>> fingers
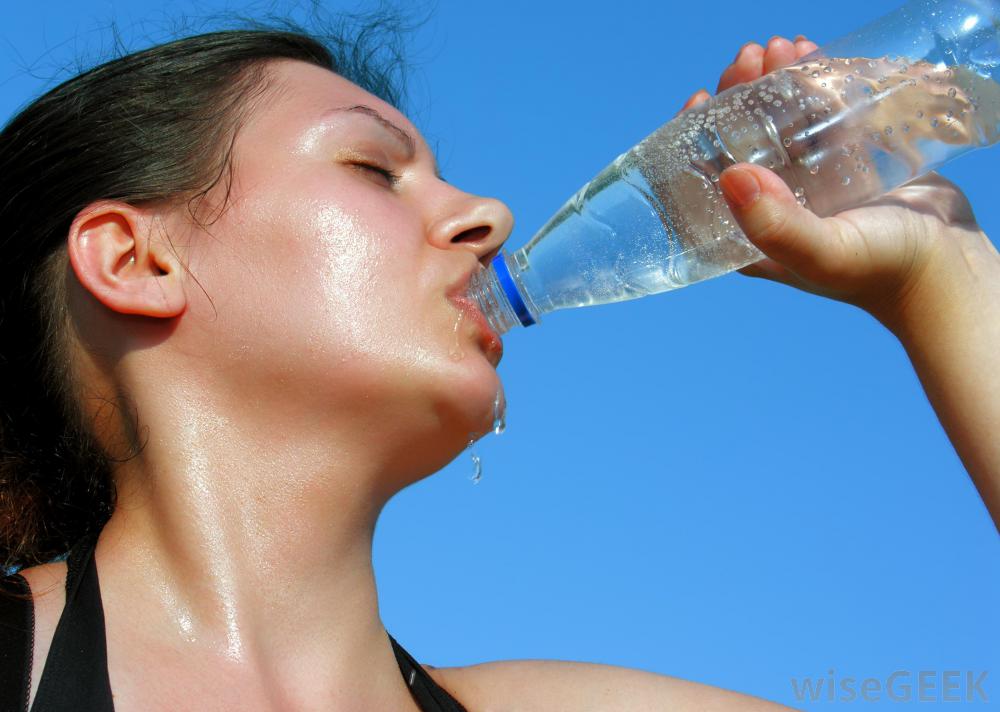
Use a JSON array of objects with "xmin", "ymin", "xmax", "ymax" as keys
[
  {"xmin": 676, "ymin": 88, "xmax": 712, "ymax": 117},
  {"xmin": 719, "ymin": 163, "xmax": 851, "ymax": 285},
  {"xmin": 793, "ymin": 34, "xmax": 819, "ymax": 58},
  {"xmin": 717, "ymin": 35, "xmax": 820, "ymax": 95},
  {"xmin": 762, "ymin": 36, "xmax": 798, "ymax": 75},
  {"xmin": 716, "ymin": 42, "xmax": 764, "ymax": 93}
]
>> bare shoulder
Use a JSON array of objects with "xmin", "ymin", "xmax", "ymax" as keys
[
  {"xmin": 17, "ymin": 560, "xmax": 68, "ymax": 710},
  {"xmin": 424, "ymin": 659, "xmax": 798, "ymax": 712},
  {"xmin": 16, "ymin": 558, "xmax": 67, "ymax": 625}
]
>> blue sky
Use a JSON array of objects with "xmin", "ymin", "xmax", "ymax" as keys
[{"xmin": 3, "ymin": 1, "xmax": 997, "ymax": 709}]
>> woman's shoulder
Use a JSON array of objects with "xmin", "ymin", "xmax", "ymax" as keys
[
  {"xmin": 424, "ymin": 659, "xmax": 797, "ymax": 712},
  {"xmin": 14, "ymin": 560, "xmax": 67, "ymax": 712}
]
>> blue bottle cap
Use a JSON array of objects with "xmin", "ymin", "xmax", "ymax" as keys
[{"xmin": 491, "ymin": 253, "xmax": 535, "ymax": 327}]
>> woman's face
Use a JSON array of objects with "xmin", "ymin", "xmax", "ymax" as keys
[{"xmin": 180, "ymin": 59, "xmax": 512, "ymax": 478}]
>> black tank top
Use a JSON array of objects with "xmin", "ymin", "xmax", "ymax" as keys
[{"xmin": 0, "ymin": 534, "xmax": 468, "ymax": 712}]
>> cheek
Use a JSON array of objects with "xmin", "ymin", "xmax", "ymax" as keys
[
  {"xmin": 276, "ymin": 194, "xmax": 438, "ymax": 375},
  {"xmin": 307, "ymin": 203, "xmax": 388, "ymax": 350}
]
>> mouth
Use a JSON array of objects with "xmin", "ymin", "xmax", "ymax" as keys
[{"xmin": 447, "ymin": 269, "xmax": 504, "ymax": 364}]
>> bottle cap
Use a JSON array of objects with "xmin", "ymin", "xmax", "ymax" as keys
[{"xmin": 491, "ymin": 253, "xmax": 535, "ymax": 327}]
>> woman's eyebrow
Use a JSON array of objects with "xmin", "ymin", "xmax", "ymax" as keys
[
  {"xmin": 333, "ymin": 104, "xmax": 414, "ymax": 157},
  {"xmin": 328, "ymin": 104, "xmax": 444, "ymax": 180}
]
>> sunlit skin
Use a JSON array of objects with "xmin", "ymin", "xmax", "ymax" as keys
[
  {"xmin": 16, "ymin": 35, "xmax": 999, "ymax": 712},
  {"xmin": 28, "ymin": 59, "xmax": 512, "ymax": 711}
]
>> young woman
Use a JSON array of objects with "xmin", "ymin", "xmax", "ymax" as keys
[{"xmin": 0, "ymin": 22, "xmax": 996, "ymax": 712}]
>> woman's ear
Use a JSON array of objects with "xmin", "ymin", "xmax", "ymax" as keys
[{"xmin": 66, "ymin": 200, "xmax": 187, "ymax": 318}]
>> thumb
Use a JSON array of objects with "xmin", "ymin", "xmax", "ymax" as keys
[{"xmin": 719, "ymin": 163, "xmax": 848, "ymax": 285}]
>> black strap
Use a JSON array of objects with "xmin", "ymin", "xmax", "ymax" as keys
[
  {"xmin": 389, "ymin": 633, "xmax": 469, "ymax": 712},
  {"xmin": 29, "ymin": 534, "xmax": 114, "ymax": 711},
  {"xmin": 3, "ymin": 535, "xmax": 466, "ymax": 712},
  {"xmin": 0, "ymin": 573, "xmax": 33, "ymax": 712}
]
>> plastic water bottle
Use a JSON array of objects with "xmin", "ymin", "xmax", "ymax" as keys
[{"xmin": 469, "ymin": 0, "xmax": 1000, "ymax": 334}]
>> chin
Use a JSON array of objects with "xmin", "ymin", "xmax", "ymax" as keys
[{"xmin": 390, "ymin": 361, "xmax": 501, "ymax": 477}]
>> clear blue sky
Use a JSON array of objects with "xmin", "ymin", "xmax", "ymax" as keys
[{"xmin": 3, "ymin": 1, "xmax": 997, "ymax": 709}]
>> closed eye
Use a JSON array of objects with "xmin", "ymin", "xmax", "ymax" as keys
[{"xmin": 349, "ymin": 161, "xmax": 400, "ymax": 187}]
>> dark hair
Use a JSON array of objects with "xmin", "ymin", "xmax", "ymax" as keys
[{"xmin": 0, "ymin": 10, "xmax": 412, "ymax": 575}]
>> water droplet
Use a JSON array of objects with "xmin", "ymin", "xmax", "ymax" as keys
[
  {"xmin": 811, "ymin": 71, "xmax": 820, "ymax": 78},
  {"xmin": 948, "ymin": 87, "xmax": 957, "ymax": 98},
  {"xmin": 470, "ymin": 449, "xmax": 482, "ymax": 484},
  {"xmin": 916, "ymin": 110, "xmax": 924, "ymax": 118},
  {"xmin": 902, "ymin": 123, "xmax": 910, "ymax": 133},
  {"xmin": 492, "ymin": 389, "xmax": 506, "ymax": 436},
  {"xmin": 824, "ymin": 66, "xmax": 833, "ymax": 73},
  {"xmin": 844, "ymin": 75, "xmax": 854, "ymax": 83},
  {"xmin": 809, "ymin": 165, "xmax": 819, "ymax": 175},
  {"xmin": 450, "ymin": 311, "xmax": 466, "ymax": 361},
  {"xmin": 884, "ymin": 125, "xmax": 893, "ymax": 135},
  {"xmin": 796, "ymin": 196, "xmax": 807, "ymax": 206},
  {"xmin": 930, "ymin": 118, "xmax": 940, "ymax": 128},
  {"xmin": 783, "ymin": 137, "xmax": 793, "ymax": 147},
  {"xmin": 841, "ymin": 175, "xmax": 851, "ymax": 186},
  {"xmin": 794, "ymin": 186, "xmax": 805, "ymax": 198}
]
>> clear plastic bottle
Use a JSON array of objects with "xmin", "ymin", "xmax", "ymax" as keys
[{"xmin": 470, "ymin": 0, "xmax": 1000, "ymax": 334}]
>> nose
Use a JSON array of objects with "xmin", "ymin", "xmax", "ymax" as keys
[{"xmin": 427, "ymin": 191, "xmax": 514, "ymax": 265}]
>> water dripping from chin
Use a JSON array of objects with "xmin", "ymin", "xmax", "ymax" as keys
[{"xmin": 467, "ymin": 386, "xmax": 507, "ymax": 485}]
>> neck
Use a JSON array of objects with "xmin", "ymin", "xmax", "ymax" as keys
[{"xmin": 91, "ymin": 381, "xmax": 422, "ymax": 709}]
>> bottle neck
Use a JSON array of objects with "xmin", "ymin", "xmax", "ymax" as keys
[{"xmin": 467, "ymin": 253, "xmax": 536, "ymax": 335}]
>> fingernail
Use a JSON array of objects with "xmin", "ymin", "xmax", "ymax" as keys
[
  {"xmin": 720, "ymin": 167, "xmax": 761, "ymax": 208},
  {"xmin": 734, "ymin": 41, "xmax": 754, "ymax": 62},
  {"xmin": 794, "ymin": 34, "xmax": 807, "ymax": 42}
]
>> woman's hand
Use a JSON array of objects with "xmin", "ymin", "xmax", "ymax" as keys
[
  {"xmin": 680, "ymin": 36, "xmax": 1000, "ymax": 531},
  {"xmin": 678, "ymin": 36, "xmax": 989, "ymax": 335}
]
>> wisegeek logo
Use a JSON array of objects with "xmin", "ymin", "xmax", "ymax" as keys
[{"xmin": 789, "ymin": 670, "xmax": 989, "ymax": 703}]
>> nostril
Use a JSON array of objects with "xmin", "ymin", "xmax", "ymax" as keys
[{"xmin": 450, "ymin": 225, "xmax": 491, "ymax": 244}]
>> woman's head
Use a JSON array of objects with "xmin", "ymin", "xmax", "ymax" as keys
[{"xmin": 1, "ymin": 23, "xmax": 511, "ymax": 572}]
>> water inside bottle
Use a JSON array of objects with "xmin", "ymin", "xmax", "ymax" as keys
[{"xmin": 511, "ymin": 55, "xmax": 1000, "ymax": 313}]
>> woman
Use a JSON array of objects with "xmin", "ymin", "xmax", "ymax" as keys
[{"xmin": 0, "ymin": 16, "xmax": 996, "ymax": 711}]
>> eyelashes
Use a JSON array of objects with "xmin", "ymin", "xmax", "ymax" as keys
[{"xmin": 349, "ymin": 161, "xmax": 400, "ymax": 187}]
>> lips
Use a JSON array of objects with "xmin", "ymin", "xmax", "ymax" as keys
[{"xmin": 447, "ymin": 268, "xmax": 503, "ymax": 363}]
